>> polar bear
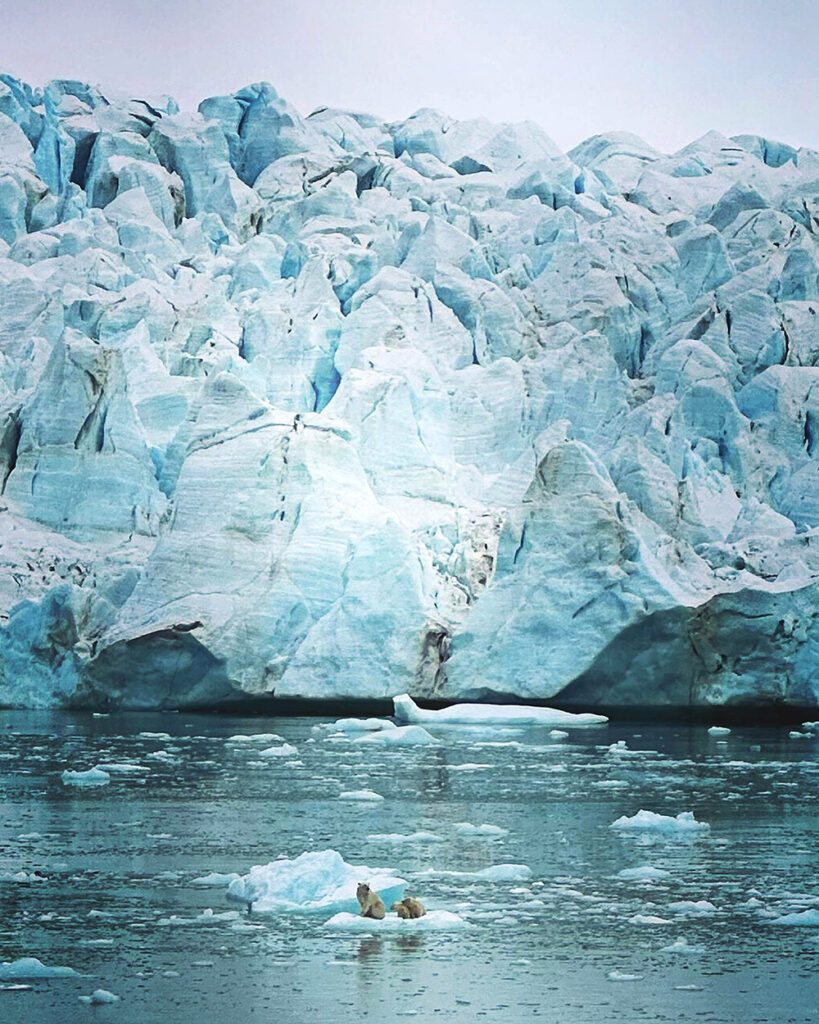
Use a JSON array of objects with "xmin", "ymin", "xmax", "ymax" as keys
[
  {"xmin": 391, "ymin": 896, "xmax": 426, "ymax": 919},
  {"xmin": 356, "ymin": 882, "xmax": 385, "ymax": 919}
]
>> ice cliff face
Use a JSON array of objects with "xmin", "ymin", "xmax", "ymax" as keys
[{"xmin": 1, "ymin": 76, "xmax": 818, "ymax": 709}]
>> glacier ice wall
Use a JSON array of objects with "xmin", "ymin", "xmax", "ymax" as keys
[{"xmin": 0, "ymin": 76, "xmax": 818, "ymax": 708}]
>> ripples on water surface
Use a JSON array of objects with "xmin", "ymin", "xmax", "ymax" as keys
[{"xmin": 1, "ymin": 710, "xmax": 817, "ymax": 1023}]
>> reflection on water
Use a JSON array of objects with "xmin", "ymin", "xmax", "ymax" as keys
[{"xmin": 0, "ymin": 709, "xmax": 817, "ymax": 1023}]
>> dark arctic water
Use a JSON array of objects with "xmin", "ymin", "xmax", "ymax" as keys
[{"xmin": 0, "ymin": 710, "xmax": 817, "ymax": 1024}]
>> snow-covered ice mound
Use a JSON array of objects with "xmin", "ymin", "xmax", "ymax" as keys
[
  {"xmin": 610, "ymin": 810, "xmax": 710, "ymax": 832},
  {"xmin": 324, "ymin": 910, "xmax": 470, "ymax": 933},
  {"xmin": 393, "ymin": 694, "xmax": 608, "ymax": 727},
  {"xmin": 78, "ymin": 990, "xmax": 120, "ymax": 1005},
  {"xmin": 60, "ymin": 767, "xmax": 111, "ymax": 787},
  {"xmin": 355, "ymin": 725, "xmax": 438, "ymax": 746},
  {"xmin": 226, "ymin": 850, "xmax": 406, "ymax": 913}
]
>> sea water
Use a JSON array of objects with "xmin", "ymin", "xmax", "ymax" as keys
[{"xmin": 0, "ymin": 710, "xmax": 817, "ymax": 1022}]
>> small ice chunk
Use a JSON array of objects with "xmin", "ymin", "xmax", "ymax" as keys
[
  {"xmin": 339, "ymin": 789, "xmax": 384, "ymax": 801},
  {"xmin": 95, "ymin": 763, "xmax": 150, "ymax": 774},
  {"xmin": 393, "ymin": 694, "xmax": 607, "ymax": 727},
  {"xmin": 789, "ymin": 731, "xmax": 811, "ymax": 739},
  {"xmin": 61, "ymin": 767, "xmax": 110, "ymax": 787},
  {"xmin": 138, "ymin": 732, "xmax": 171, "ymax": 739},
  {"xmin": 607, "ymin": 970, "xmax": 643, "ymax": 981},
  {"xmin": 78, "ymin": 989, "xmax": 120, "ymax": 1005},
  {"xmin": 707, "ymin": 726, "xmax": 731, "ymax": 736},
  {"xmin": 355, "ymin": 725, "xmax": 438, "ymax": 746},
  {"xmin": 368, "ymin": 831, "xmax": 445, "ymax": 844},
  {"xmin": 227, "ymin": 849, "xmax": 406, "ymax": 913},
  {"xmin": 629, "ymin": 914, "xmax": 672, "ymax": 925},
  {"xmin": 661, "ymin": 936, "xmax": 704, "ymax": 953},
  {"xmin": 258, "ymin": 743, "xmax": 298, "ymax": 757},
  {"xmin": 549, "ymin": 730, "xmax": 569, "ymax": 740},
  {"xmin": 610, "ymin": 810, "xmax": 709, "ymax": 832},
  {"xmin": 771, "ymin": 909, "xmax": 819, "ymax": 925},
  {"xmin": 157, "ymin": 909, "xmax": 241, "ymax": 926},
  {"xmin": 802, "ymin": 721, "xmax": 819, "ymax": 732},
  {"xmin": 0, "ymin": 957, "xmax": 77, "ymax": 979},
  {"xmin": 191, "ymin": 872, "xmax": 241, "ymax": 886},
  {"xmin": 324, "ymin": 910, "xmax": 470, "ymax": 933},
  {"xmin": 617, "ymin": 865, "xmax": 671, "ymax": 881},
  {"xmin": 453, "ymin": 822, "xmax": 508, "ymax": 837}
]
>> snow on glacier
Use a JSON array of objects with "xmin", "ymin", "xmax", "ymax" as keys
[{"xmin": 0, "ymin": 75, "xmax": 818, "ymax": 708}]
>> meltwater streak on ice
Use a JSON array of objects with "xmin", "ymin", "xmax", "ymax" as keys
[{"xmin": 0, "ymin": 709, "xmax": 817, "ymax": 1024}]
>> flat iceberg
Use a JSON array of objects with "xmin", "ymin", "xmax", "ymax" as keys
[
  {"xmin": 770, "ymin": 909, "xmax": 819, "ymax": 925},
  {"xmin": 355, "ymin": 725, "xmax": 438, "ymax": 746},
  {"xmin": 339, "ymin": 789, "xmax": 384, "ymax": 801},
  {"xmin": 610, "ymin": 810, "xmax": 710, "ymax": 832},
  {"xmin": 393, "ymin": 694, "xmax": 607, "ymax": 727},
  {"xmin": 416, "ymin": 864, "xmax": 531, "ymax": 882},
  {"xmin": 60, "ymin": 767, "xmax": 111, "ymax": 787},
  {"xmin": 318, "ymin": 718, "xmax": 397, "ymax": 733},
  {"xmin": 617, "ymin": 865, "xmax": 672, "ymax": 880},
  {"xmin": 0, "ymin": 957, "xmax": 77, "ymax": 979},
  {"xmin": 452, "ymin": 822, "xmax": 508, "ymax": 837},
  {"xmin": 226, "ymin": 849, "xmax": 406, "ymax": 913},
  {"xmin": 324, "ymin": 910, "xmax": 470, "ymax": 933},
  {"xmin": 367, "ymin": 831, "xmax": 445, "ymax": 844}
]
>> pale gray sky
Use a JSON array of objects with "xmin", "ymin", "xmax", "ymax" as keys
[{"xmin": 1, "ymin": 0, "xmax": 817, "ymax": 154}]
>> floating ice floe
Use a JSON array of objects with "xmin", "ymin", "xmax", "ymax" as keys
[
  {"xmin": 616, "ymin": 865, "xmax": 671, "ymax": 881},
  {"xmin": 0, "ymin": 871, "xmax": 46, "ymax": 883},
  {"xmin": 0, "ymin": 957, "xmax": 77, "ymax": 979},
  {"xmin": 707, "ymin": 726, "xmax": 731, "ymax": 736},
  {"xmin": 324, "ymin": 910, "xmax": 470, "ymax": 933},
  {"xmin": 138, "ymin": 732, "xmax": 171, "ymax": 740},
  {"xmin": 368, "ymin": 831, "xmax": 445, "ymax": 844},
  {"xmin": 452, "ymin": 822, "xmax": 508, "ymax": 837},
  {"xmin": 78, "ymin": 989, "xmax": 121, "ymax": 1004},
  {"xmin": 668, "ymin": 900, "xmax": 717, "ymax": 916},
  {"xmin": 789, "ymin": 731, "xmax": 812, "ymax": 739},
  {"xmin": 227, "ymin": 733, "xmax": 284, "ymax": 743},
  {"xmin": 355, "ymin": 725, "xmax": 438, "ymax": 747},
  {"xmin": 610, "ymin": 810, "xmax": 710, "ymax": 833},
  {"xmin": 191, "ymin": 871, "xmax": 241, "ymax": 886},
  {"xmin": 95, "ymin": 762, "xmax": 150, "ymax": 774},
  {"xmin": 60, "ymin": 767, "xmax": 111, "ymax": 787},
  {"xmin": 770, "ymin": 909, "xmax": 819, "ymax": 925},
  {"xmin": 226, "ymin": 850, "xmax": 406, "ymax": 913},
  {"xmin": 158, "ymin": 909, "xmax": 241, "ymax": 926},
  {"xmin": 415, "ymin": 864, "xmax": 532, "ymax": 882},
  {"xmin": 339, "ymin": 789, "xmax": 384, "ymax": 801},
  {"xmin": 447, "ymin": 763, "xmax": 492, "ymax": 771},
  {"xmin": 549, "ymin": 730, "xmax": 569, "ymax": 740},
  {"xmin": 607, "ymin": 970, "xmax": 643, "ymax": 981},
  {"xmin": 258, "ymin": 743, "xmax": 298, "ymax": 757},
  {"xmin": 394, "ymin": 694, "xmax": 607, "ymax": 727},
  {"xmin": 629, "ymin": 914, "xmax": 672, "ymax": 925},
  {"xmin": 317, "ymin": 718, "xmax": 397, "ymax": 733},
  {"xmin": 802, "ymin": 722, "xmax": 819, "ymax": 732}
]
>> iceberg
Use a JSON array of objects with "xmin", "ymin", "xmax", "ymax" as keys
[
  {"xmin": 225, "ymin": 849, "xmax": 406, "ymax": 913},
  {"xmin": 355, "ymin": 725, "xmax": 438, "ymax": 746},
  {"xmin": 393, "ymin": 694, "xmax": 607, "ymax": 727}
]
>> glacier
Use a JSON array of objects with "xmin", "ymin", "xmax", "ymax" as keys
[{"xmin": 0, "ymin": 75, "xmax": 818, "ymax": 710}]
